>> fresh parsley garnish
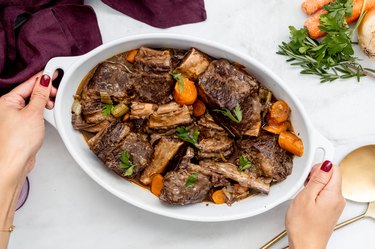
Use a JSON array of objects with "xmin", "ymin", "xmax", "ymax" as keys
[
  {"xmin": 171, "ymin": 72, "xmax": 185, "ymax": 93},
  {"xmin": 102, "ymin": 104, "xmax": 114, "ymax": 117},
  {"xmin": 213, "ymin": 103, "xmax": 243, "ymax": 123},
  {"xmin": 185, "ymin": 172, "xmax": 198, "ymax": 188},
  {"xmin": 277, "ymin": 0, "xmax": 375, "ymax": 83},
  {"xmin": 176, "ymin": 127, "xmax": 199, "ymax": 146},
  {"xmin": 118, "ymin": 151, "xmax": 135, "ymax": 177},
  {"xmin": 238, "ymin": 155, "xmax": 252, "ymax": 171}
]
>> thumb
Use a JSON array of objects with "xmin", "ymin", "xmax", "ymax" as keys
[
  {"xmin": 304, "ymin": 160, "xmax": 334, "ymax": 199},
  {"xmin": 27, "ymin": 74, "xmax": 52, "ymax": 113}
]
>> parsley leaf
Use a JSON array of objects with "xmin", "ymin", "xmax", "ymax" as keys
[
  {"xmin": 118, "ymin": 151, "xmax": 135, "ymax": 177},
  {"xmin": 185, "ymin": 172, "xmax": 198, "ymax": 188},
  {"xmin": 277, "ymin": 0, "xmax": 375, "ymax": 83},
  {"xmin": 213, "ymin": 103, "xmax": 243, "ymax": 123},
  {"xmin": 171, "ymin": 72, "xmax": 185, "ymax": 93},
  {"xmin": 102, "ymin": 104, "xmax": 114, "ymax": 117},
  {"xmin": 176, "ymin": 127, "xmax": 199, "ymax": 146},
  {"xmin": 238, "ymin": 155, "xmax": 252, "ymax": 171}
]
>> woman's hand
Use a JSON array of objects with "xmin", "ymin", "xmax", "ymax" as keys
[
  {"xmin": 0, "ymin": 72, "xmax": 56, "ymax": 183},
  {"xmin": 285, "ymin": 161, "xmax": 346, "ymax": 249}
]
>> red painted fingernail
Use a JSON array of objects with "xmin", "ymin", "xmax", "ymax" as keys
[
  {"xmin": 320, "ymin": 160, "xmax": 333, "ymax": 172},
  {"xmin": 40, "ymin": 74, "xmax": 50, "ymax": 87}
]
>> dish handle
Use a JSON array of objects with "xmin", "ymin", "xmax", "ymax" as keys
[
  {"xmin": 312, "ymin": 129, "xmax": 334, "ymax": 161},
  {"xmin": 43, "ymin": 56, "xmax": 82, "ymax": 128}
]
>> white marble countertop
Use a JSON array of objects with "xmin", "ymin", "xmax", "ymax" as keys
[{"xmin": 10, "ymin": 0, "xmax": 375, "ymax": 248}]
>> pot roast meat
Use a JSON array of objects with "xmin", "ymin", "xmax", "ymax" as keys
[
  {"xmin": 72, "ymin": 113, "xmax": 111, "ymax": 133},
  {"xmin": 199, "ymin": 160, "xmax": 271, "ymax": 194},
  {"xmin": 187, "ymin": 163, "xmax": 229, "ymax": 188},
  {"xmin": 159, "ymin": 169, "xmax": 212, "ymax": 205},
  {"xmin": 81, "ymin": 62, "xmax": 133, "ymax": 102},
  {"xmin": 131, "ymin": 73, "xmax": 174, "ymax": 104},
  {"xmin": 130, "ymin": 102, "xmax": 158, "ymax": 119},
  {"xmin": 148, "ymin": 102, "xmax": 193, "ymax": 130},
  {"xmin": 134, "ymin": 47, "xmax": 172, "ymax": 73},
  {"xmin": 140, "ymin": 137, "xmax": 184, "ymax": 185},
  {"xmin": 198, "ymin": 59, "xmax": 262, "ymax": 136},
  {"xmin": 237, "ymin": 132, "xmax": 293, "ymax": 182},
  {"xmin": 196, "ymin": 113, "xmax": 231, "ymax": 139},
  {"xmin": 176, "ymin": 147, "xmax": 195, "ymax": 170},
  {"xmin": 197, "ymin": 113, "xmax": 225, "ymax": 132},
  {"xmin": 174, "ymin": 48, "xmax": 211, "ymax": 81},
  {"xmin": 197, "ymin": 136, "xmax": 234, "ymax": 160},
  {"xmin": 132, "ymin": 47, "xmax": 174, "ymax": 104},
  {"xmin": 81, "ymin": 99, "xmax": 116, "ymax": 124},
  {"xmin": 104, "ymin": 132, "xmax": 153, "ymax": 179},
  {"xmin": 88, "ymin": 121, "xmax": 131, "ymax": 162}
]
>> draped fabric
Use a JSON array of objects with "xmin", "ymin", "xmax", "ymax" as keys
[{"xmin": 0, "ymin": 0, "xmax": 206, "ymax": 92}]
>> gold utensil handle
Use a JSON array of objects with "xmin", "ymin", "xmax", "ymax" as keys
[
  {"xmin": 259, "ymin": 229, "xmax": 287, "ymax": 249},
  {"xmin": 334, "ymin": 213, "xmax": 365, "ymax": 230},
  {"xmin": 280, "ymin": 213, "xmax": 366, "ymax": 249}
]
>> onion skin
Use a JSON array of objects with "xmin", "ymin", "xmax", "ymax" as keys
[{"xmin": 358, "ymin": 8, "xmax": 375, "ymax": 61}]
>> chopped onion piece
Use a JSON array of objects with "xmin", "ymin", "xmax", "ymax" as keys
[{"xmin": 71, "ymin": 99, "xmax": 82, "ymax": 115}]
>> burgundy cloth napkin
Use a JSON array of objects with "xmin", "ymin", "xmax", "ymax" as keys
[
  {"xmin": 0, "ymin": 0, "xmax": 102, "ymax": 91},
  {"xmin": 0, "ymin": 0, "xmax": 207, "ymax": 93},
  {"xmin": 101, "ymin": 0, "xmax": 207, "ymax": 28}
]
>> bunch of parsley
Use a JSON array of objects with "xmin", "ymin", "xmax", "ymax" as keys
[{"xmin": 278, "ymin": 0, "xmax": 375, "ymax": 83}]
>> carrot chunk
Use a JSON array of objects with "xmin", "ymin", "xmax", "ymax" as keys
[
  {"xmin": 263, "ymin": 121, "xmax": 290, "ymax": 135},
  {"xmin": 150, "ymin": 174, "xmax": 164, "ymax": 197},
  {"xmin": 193, "ymin": 99, "xmax": 206, "ymax": 117},
  {"xmin": 267, "ymin": 100, "xmax": 291, "ymax": 124},
  {"xmin": 305, "ymin": 0, "xmax": 375, "ymax": 38},
  {"xmin": 278, "ymin": 131, "xmax": 304, "ymax": 157},
  {"xmin": 173, "ymin": 77, "xmax": 198, "ymax": 105},
  {"xmin": 301, "ymin": 0, "xmax": 334, "ymax": 15},
  {"xmin": 212, "ymin": 189, "xmax": 226, "ymax": 204},
  {"xmin": 126, "ymin": 49, "xmax": 138, "ymax": 63}
]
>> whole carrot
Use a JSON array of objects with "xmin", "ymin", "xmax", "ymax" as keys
[
  {"xmin": 301, "ymin": 0, "xmax": 335, "ymax": 15},
  {"xmin": 304, "ymin": 0, "xmax": 375, "ymax": 38}
]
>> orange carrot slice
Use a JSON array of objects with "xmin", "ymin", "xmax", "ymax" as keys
[
  {"xmin": 212, "ymin": 189, "xmax": 226, "ymax": 204},
  {"xmin": 151, "ymin": 174, "xmax": 164, "ymax": 197},
  {"xmin": 126, "ymin": 49, "xmax": 138, "ymax": 63},
  {"xmin": 278, "ymin": 131, "xmax": 304, "ymax": 157}
]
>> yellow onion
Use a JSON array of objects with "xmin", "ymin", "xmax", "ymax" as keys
[{"xmin": 358, "ymin": 8, "xmax": 375, "ymax": 60}]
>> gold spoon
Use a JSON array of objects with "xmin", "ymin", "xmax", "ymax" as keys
[{"xmin": 260, "ymin": 145, "xmax": 375, "ymax": 249}]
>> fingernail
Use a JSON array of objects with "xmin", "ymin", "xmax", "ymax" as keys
[
  {"xmin": 40, "ymin": 74, "xmax": 50, "ymax": 87},
  {"xmin": 320, "ymin": 160, "xmax": 333, "ymax": 172}
]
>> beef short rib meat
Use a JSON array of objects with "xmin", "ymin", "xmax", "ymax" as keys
[
  {"xmin": 160, "ymin": 169, "xmax": 211, "ymax": 205},
  {"xmin": 197, "ymin": 136, "xmax": 234, "ymax": 160},
  {"xmin": 199, "ymin": 160, "xmax": 270, "ymax": 194},
  {"xmin": 174, "ymin": 48, "xmax": 211, "ymax": 81},
  {"xmin": 140, "ymin": 137, "xmax": 184, "ymax": 185},
  {"xmin": 132, "ymin": 47, "xmax": 174, "ymax": 104},
  {"xmin": 105, "ymin": 132, "xmax": 153, "ymax": 179},
  {"xmin": 134, "ymin": 47, "xmax": 172, "ymax": 73},
  {"xmin": 237, "ymin": 132, "xmax": 293, "ymax": 182},
  {"xmin": 148, "ymin": 102, "xmax": 193, "ymax": 130},
  {"xmin": 88, "ymin": 121, "xmax": 130, "ymax": 162},
  {"xmin": 131, "ymin": 73, "xmax": 174, "ymax": 104},
  {"xmin": 82, "ymin": 62, "xmax": 133, "ymax": 102},
  {"xmin": 198, "ymin": 59, "xmax": 262, "ymax": 136}
]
